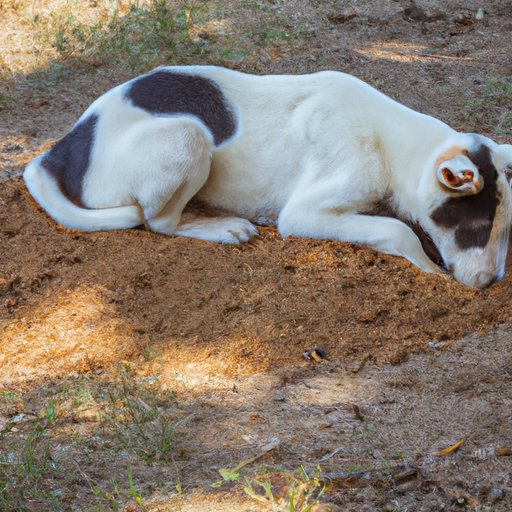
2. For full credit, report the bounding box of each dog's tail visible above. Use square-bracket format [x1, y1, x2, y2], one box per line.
[23, 156, 144, 231]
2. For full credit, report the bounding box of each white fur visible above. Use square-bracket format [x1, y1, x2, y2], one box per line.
[24, 66, 512, 288]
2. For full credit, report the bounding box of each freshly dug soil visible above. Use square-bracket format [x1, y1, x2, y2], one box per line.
[1, 178, 511, 385]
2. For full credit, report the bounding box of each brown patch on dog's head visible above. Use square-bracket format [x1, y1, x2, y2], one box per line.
[430, 144, 499, 250]
[434, 145, 467, 168]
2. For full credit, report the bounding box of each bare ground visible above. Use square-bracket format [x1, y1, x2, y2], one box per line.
[1, 0, 511, 510]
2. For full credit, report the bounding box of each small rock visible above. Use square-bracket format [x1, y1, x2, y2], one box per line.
[427, 340, 446, 350]
[396, 479, 421, 493]
[3, 143, 22, 153]
[273, 390, 285, 401]
[378, 391, 395, 404]
[327, 11, 357, 24]
[453, 13, 474, 26]
[302, 348, 326, 362]
[403, 4, 446, 22]
[121, 501, 143, 512]
[489, 488, 504, 502]
[10, 413, 31, 424]
[403, 4, 428, 21]
[346, 358, 366, 373]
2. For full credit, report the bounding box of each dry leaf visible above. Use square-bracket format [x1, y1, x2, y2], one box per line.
[435, 438, 465, 456]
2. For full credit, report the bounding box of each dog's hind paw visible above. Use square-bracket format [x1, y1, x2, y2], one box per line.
[175, 216, 258, 244]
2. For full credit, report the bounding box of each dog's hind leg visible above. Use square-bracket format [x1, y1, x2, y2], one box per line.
[132, 118, 257, 243]
[128, 118, 213, 236]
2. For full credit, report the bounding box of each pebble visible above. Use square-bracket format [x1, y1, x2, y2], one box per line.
[489, 488, 504, 502]
[273, 390, 285, 401]
[427, 340, 447, 350]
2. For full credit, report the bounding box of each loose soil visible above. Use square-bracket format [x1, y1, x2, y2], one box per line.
[0, 0, 511, 510]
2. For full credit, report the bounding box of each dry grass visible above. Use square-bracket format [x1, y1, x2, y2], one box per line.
[0, 0, 309, 109]
[0, 365, 185, 511]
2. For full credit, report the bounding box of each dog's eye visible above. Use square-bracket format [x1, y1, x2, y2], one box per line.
[505, 166, 512, 184]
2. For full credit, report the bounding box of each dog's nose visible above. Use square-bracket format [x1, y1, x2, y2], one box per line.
[472, 271, 501, 289]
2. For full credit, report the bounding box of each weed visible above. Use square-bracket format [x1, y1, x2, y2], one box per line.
[211, 463, 327, 511]
[211, 466, 242, 488]
[141, 346, 161, 362]
[81, 466, 145, 512]
[0, 368, 183, 511]
[29, 0, 206, 72]
[177, 0, 206, 29]
[0, 390, 20, 402]
[462, 79, 512, 136]
[89, 482, 122, 512]
[126, 465, 143, 507]
[0, 410, 59, 511]
[219, 47, 248, 62]
[246, 27, 289, 47]
[243, 465, 326, 512]
[344, 464, 364, 475]
[495, 111, 512, 136]
[102, 365, 182, 463]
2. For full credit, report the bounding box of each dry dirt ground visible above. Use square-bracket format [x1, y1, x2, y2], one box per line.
[0, 0, 511, 511]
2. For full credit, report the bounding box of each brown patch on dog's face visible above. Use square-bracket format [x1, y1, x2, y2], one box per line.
[430, 144, 499, 250]
[434, 145, 467, 168]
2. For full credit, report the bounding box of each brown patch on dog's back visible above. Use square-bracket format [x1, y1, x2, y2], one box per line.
[126, 70, 237, 146]
[41, 114, 98, 207]
[430, 144, 499, 250]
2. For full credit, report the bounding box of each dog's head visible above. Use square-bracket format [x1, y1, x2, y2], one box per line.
[417, 136, 512, 288]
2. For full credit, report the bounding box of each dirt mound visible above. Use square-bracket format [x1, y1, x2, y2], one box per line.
[1, 178, 511, 388]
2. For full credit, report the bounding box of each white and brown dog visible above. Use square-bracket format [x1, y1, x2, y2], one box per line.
[24, 66, 512, 288]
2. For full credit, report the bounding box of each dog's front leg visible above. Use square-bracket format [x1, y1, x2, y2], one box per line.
[278, 193, 441, 274]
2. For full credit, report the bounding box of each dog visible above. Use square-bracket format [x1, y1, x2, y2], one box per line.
[24, 65, 512, 288]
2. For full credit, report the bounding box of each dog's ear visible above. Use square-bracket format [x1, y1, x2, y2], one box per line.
[436, 155, 483, 194]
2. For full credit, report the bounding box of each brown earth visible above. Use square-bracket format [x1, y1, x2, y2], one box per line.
[1, 0, 511, 510]
[2, 178, 512, 382]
